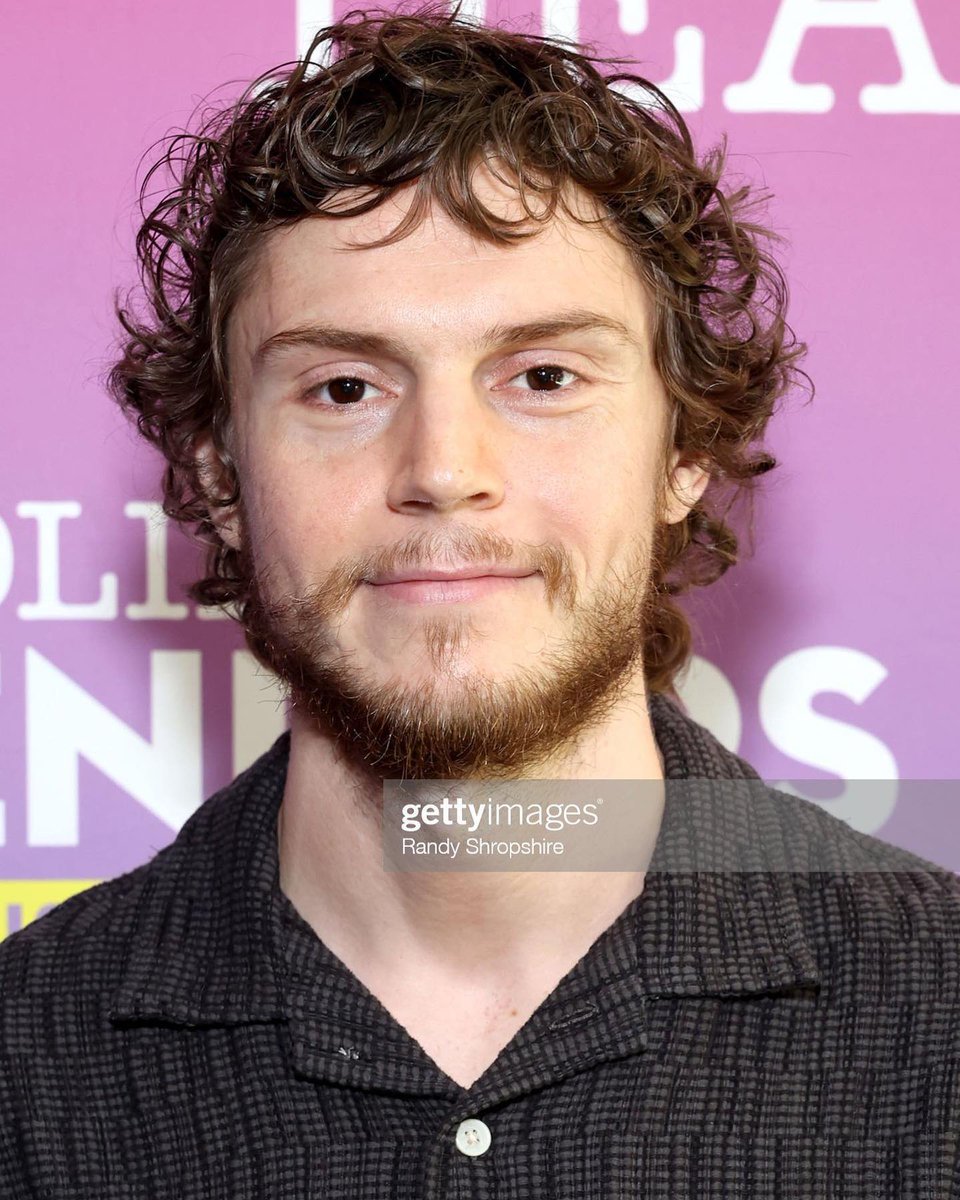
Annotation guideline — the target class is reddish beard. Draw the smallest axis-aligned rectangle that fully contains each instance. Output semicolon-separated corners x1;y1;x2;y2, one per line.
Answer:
236;522;657;781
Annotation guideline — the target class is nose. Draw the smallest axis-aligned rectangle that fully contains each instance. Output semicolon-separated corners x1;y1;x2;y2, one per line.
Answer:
385;381;506;516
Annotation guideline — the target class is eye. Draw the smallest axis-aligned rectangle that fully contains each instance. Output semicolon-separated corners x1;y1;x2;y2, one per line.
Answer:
506;364;580;393
302;376;384;406
301;364;582;408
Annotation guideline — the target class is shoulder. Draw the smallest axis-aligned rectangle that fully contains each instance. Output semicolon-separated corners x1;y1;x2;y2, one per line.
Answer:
0;729;289;1027
758;785;960;984
660;691;960;934
760;779;955;878
0;848;171;1000
0;777;242;997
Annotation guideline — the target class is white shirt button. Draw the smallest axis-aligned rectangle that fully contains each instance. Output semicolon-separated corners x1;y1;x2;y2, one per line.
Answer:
455;1117;492;1157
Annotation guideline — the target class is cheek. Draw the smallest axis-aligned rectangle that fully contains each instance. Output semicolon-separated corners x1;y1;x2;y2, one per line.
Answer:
522;435;655;548
240;440;374;588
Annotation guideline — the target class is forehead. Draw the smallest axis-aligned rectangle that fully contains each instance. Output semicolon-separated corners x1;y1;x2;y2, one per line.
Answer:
227;168;653;368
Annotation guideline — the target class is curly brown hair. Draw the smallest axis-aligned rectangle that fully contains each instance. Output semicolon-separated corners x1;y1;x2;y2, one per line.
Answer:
106;2;810;699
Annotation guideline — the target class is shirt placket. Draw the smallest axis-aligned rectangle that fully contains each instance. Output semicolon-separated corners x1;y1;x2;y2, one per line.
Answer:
272;880;651;1197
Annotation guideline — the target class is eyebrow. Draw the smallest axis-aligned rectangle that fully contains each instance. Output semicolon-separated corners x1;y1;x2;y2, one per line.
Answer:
252;309;643;371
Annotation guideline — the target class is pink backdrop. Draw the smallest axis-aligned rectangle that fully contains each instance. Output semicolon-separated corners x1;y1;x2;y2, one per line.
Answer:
2;0;958;933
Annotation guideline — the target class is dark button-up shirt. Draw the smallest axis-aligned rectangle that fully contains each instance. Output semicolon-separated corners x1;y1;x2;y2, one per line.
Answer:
1;692;959;1198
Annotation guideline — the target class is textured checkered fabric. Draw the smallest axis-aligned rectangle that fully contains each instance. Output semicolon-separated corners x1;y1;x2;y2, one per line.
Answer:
1;691;959;1198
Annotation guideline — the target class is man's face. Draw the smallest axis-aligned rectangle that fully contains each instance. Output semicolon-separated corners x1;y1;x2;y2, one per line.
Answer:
216;166;705;780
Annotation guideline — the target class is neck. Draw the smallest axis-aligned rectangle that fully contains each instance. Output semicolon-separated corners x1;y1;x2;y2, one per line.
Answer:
277;683;666;989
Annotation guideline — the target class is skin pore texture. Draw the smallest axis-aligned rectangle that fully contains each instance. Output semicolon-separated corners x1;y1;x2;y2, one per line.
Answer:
205;164;709;1088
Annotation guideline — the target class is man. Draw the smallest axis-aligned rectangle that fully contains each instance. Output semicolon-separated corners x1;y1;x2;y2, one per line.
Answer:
1;8;957;1198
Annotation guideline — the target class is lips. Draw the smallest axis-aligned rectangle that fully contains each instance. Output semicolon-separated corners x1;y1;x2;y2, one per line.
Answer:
364;571;538;605
368;566;535;584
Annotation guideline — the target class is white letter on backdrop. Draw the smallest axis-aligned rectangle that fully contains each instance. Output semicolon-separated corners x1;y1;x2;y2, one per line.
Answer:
26;648;202;846
0;515;13;609
17;502;118;620
0;653;5;845
296;0;334;64
616;0;705;111
124;501;189;621
232;651;288;777
673;654;743;753
725;0;960;114
542;0;581;46
759;645;897;834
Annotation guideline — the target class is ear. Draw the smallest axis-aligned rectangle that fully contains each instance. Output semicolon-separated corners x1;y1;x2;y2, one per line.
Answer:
195;433;242;553
661;448;710;525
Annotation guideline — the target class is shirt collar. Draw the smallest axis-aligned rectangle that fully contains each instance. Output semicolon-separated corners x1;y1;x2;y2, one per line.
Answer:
109;692;821;1029
108;733;290;1025
636;692;822;997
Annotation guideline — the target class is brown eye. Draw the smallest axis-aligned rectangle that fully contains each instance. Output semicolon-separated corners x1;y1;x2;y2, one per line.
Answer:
328;377;366;404
510;365;578;392
305;377;377;406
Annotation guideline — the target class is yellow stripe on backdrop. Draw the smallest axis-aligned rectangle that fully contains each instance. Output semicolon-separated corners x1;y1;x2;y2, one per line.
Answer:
0;881;101;940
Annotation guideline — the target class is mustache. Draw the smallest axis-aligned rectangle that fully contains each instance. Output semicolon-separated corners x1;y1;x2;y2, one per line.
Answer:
248;526;578;621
